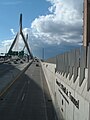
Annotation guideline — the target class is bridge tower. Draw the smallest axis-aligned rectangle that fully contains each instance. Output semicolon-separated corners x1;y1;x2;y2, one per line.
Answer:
8;14;33;59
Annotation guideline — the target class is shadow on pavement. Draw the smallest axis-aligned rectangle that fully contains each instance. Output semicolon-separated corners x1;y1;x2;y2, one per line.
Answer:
0;62;58;120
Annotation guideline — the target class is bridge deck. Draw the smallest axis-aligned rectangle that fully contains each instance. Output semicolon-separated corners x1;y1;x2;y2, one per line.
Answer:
0;62;55;120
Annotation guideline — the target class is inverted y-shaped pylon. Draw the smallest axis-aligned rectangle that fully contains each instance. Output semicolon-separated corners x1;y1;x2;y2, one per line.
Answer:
8;14;33;59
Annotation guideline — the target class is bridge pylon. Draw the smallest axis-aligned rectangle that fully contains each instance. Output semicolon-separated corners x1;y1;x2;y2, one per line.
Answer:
8;14;33;59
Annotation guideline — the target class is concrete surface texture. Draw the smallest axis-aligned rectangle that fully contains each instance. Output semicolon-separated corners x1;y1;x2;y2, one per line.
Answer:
0;61;31;96
0;61;56;120
41;62;90;120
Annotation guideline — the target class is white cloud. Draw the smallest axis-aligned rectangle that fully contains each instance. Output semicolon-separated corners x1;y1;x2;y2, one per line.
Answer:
10;29;15;35
0;39;13;53
0;28;32;53
31;0;83;45
0;0;83;54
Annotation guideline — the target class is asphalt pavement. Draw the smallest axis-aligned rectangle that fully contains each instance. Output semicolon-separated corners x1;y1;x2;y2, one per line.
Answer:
0;63;15;76
0;61;56;120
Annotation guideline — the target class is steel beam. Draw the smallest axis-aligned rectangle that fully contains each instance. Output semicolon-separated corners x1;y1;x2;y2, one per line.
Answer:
8;33;18;53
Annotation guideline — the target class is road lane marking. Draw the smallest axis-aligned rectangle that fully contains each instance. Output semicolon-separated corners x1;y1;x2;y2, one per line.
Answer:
0;61;33;98
16;81;26;104
21;93;25;101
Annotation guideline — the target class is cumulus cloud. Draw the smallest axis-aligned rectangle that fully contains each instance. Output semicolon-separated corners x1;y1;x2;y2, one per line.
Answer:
0;28;32;53
10;29;15;35
0;39;13;53
0;29;16;53
0;0;83;56
31;0;83;45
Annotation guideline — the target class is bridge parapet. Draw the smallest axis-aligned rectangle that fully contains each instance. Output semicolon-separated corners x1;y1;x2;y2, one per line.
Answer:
55;46;89;90
41;45;90;120
40;0;90;119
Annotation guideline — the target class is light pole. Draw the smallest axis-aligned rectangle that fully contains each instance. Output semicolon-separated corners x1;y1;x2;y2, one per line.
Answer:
42;48;44;60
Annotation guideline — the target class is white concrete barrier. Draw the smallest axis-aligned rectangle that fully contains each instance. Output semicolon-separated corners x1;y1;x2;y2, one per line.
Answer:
41;62;90;120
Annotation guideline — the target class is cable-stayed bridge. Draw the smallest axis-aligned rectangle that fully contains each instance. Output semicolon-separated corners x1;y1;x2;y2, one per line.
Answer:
0;0;90;120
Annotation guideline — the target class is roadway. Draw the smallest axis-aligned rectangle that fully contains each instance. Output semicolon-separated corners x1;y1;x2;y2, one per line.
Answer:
0;63;15;76
0;61;56;120
0;59;29;77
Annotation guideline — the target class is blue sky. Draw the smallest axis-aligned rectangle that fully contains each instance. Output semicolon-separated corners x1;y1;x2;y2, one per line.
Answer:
0;0;50;40
0;0;83;59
